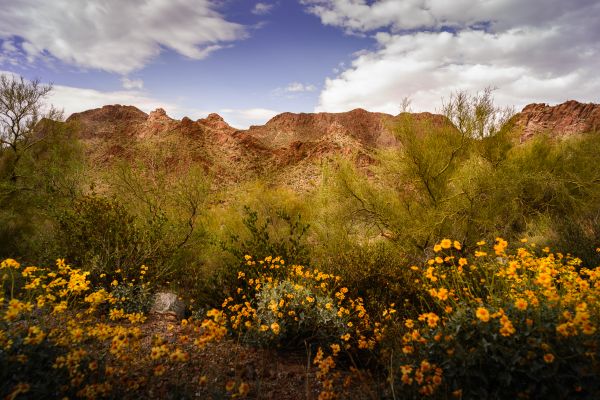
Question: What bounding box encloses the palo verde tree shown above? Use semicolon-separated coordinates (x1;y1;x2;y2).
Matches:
0;74;61;186
325;88;519;259
0;75;80;261
441;86;514;140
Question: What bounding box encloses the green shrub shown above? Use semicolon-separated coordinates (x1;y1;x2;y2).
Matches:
223;205;311;265
195;206;311;307
320;242;421;319
57;195;171;283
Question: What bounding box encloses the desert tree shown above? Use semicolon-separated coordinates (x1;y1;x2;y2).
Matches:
0;74;61;184
441;86;514;139
326;88;519;257
0;75;82;260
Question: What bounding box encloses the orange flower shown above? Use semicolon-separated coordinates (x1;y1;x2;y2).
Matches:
440;239;452;249
514;298;528;311
475;307;490;322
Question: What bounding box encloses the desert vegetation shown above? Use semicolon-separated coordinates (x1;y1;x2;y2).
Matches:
1;76;600;399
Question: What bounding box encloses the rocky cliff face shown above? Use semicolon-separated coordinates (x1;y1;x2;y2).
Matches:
515;100;600;141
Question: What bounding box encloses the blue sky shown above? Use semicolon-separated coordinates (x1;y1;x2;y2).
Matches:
1;0;599;128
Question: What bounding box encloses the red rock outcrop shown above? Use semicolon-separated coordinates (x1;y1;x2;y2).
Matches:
66;105;148;139
141;108;179;137
515;100;600;141
243;108;396;149
198;113;235;133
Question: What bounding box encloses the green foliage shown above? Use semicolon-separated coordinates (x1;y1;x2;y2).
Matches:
110;280;154;314
103;152;211;295
0;339;70;400
224;205;311;265
58;195;171;282
428;304;600;399
0;121;86;263
441;86;514;139
327;114;600;262
195;205;311;307
320;242;421;318
551;211;600;267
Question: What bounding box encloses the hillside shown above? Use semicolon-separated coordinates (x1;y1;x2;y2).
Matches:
63;100;600;191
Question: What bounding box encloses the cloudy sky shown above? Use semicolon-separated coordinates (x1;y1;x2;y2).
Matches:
1;0;598;128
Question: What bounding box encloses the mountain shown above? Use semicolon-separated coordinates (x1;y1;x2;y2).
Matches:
514;100;600;141
64;100;600;189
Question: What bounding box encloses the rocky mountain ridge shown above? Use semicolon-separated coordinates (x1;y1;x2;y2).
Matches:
514;100;600;141
65;100;600;189
67;99;600;146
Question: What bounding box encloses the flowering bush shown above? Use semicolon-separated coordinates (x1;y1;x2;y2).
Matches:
0;258;226;399
389;239;600;399
216;255;391;351
201;255;397;400
2;239;600;399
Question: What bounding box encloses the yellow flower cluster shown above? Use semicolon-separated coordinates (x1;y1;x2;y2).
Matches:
216;256;388;352
397;238;600;396
208;255;395;398
313;347;337;400
0;258;227;398
399;360;443;396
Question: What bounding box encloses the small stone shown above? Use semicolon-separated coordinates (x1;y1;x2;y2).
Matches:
150;291;186;320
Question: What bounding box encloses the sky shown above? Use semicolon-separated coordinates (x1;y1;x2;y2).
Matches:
0;0;599;129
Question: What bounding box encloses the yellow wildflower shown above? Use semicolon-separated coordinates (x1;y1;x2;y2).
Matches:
475;307;490;322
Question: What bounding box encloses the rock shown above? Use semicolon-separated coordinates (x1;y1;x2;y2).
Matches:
197;113;235;132
515;100;600;141
148;108;169;121
150;291;186;320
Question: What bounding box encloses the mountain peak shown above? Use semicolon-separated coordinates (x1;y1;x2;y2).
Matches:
65;104;148;139
517;100;600;141
148;108;171;121
197;113;234;132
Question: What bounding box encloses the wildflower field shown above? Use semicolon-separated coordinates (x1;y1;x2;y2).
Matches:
2;238;599;399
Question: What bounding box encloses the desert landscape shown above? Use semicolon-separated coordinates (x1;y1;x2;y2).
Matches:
1;1;600;399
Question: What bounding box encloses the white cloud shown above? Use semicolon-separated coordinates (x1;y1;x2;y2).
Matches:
272;82;318;98
284;82;317;93
1;70;277;130
252;2;275;15
0;39;21;66
302;0;598;34
0;69;184;119
0;0;246;74
120;77;144;90
219;108;279;129
304;0;600;114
